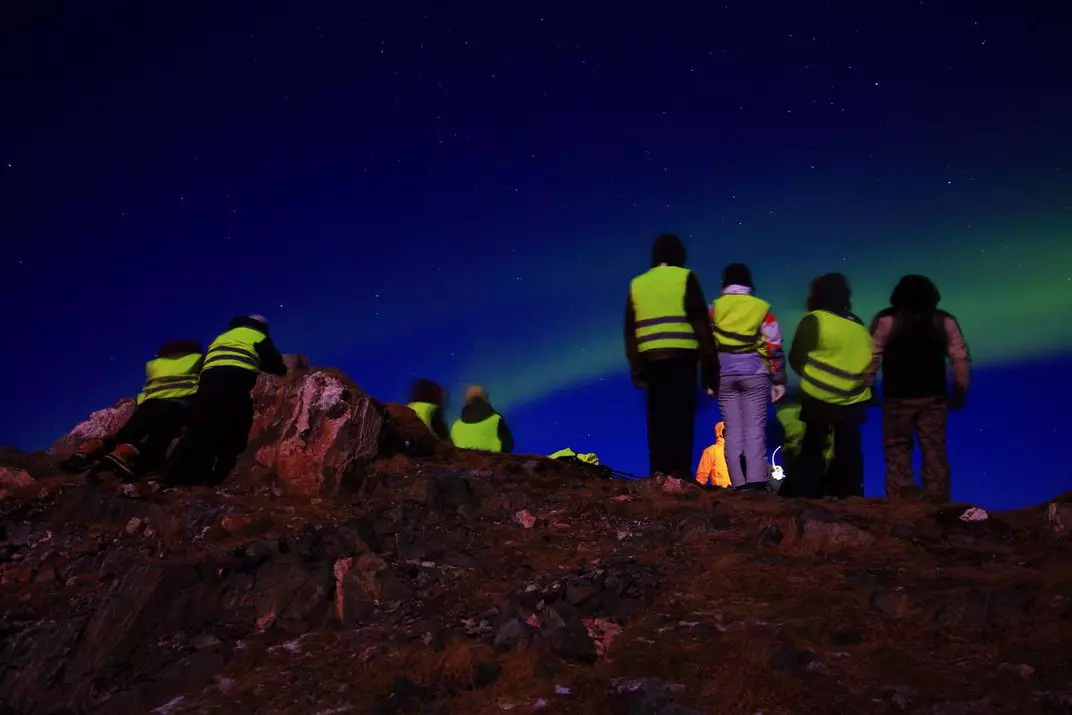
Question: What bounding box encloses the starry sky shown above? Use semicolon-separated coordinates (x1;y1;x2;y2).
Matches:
2;2;1071;508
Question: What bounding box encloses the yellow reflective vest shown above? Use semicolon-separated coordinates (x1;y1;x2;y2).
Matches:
408;401;438;429
203;327;266;373
451;415;503;452
136;353;202;405
549;447;600;465
800;310;872;406
712;293;770;354
630;266;699;352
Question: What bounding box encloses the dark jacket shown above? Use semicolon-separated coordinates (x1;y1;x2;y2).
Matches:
868;310;971;400
457;398;514;453
624;270;718;388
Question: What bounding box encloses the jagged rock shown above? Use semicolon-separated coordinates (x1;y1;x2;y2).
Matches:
0;467;34;492
50;398;136;456
1048;502;1072;536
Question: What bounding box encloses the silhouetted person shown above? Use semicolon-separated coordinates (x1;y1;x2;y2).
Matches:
167;315;287;486
868;275;971;502
624;233;719;479
788;274;872;498
710;262;786;491
451;386;514;453
61;339;203;481
408;378;451;442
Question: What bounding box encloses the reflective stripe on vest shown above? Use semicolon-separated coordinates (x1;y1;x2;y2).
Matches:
712;294;771;354
203;326;265;373
451;414;503;452
630;265;699;352
408;401;437;429
800;310;873;406
136;353;202;405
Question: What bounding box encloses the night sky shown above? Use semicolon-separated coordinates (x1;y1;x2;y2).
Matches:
3;2;1071;508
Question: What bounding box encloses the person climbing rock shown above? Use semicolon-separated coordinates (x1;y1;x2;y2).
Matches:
450;386;514;453
407;378;451;442
710;262;786;491
61;339;203;481
788;273;872;499
165;315;287;486
624;233;719;480
695;421;731;488
868;274;971;502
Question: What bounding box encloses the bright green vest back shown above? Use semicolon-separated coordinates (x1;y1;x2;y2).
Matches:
203;326;266;373
629;266;699;352
137;353;202;405
800;311;872;406
712;294;770;353
408;401;438;429
451;414;503;452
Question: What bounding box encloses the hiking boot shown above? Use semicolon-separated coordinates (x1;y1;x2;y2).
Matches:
60;439;107;473
101;443;140;482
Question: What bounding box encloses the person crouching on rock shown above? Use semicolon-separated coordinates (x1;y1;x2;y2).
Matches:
165;315;287;486
61;339;203;481
450;386;514;453
407;378;451;442
787;273;872;499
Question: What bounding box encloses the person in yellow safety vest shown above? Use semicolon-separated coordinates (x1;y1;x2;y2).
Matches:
710;262;787;492
788;273;872;499
549;447;600;465
772;401;834;497
450;385;514;453
61;339;204;481
695;421;731;488
166;315;287;486
407;378;451;442
624;233;719;481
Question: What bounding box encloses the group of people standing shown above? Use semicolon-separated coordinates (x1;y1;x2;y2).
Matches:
625;233;971;501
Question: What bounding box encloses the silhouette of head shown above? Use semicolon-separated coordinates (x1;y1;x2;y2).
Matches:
229;314;270;334
890;274;941;312
465;385;488;405
651;233;686;267
807;273;852;313
410;378;446;407
722;262;754;289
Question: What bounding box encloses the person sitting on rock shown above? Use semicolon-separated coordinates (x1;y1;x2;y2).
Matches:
450;385;514;453
772;399;834;497
695;421;731;488
407;378;451;442
165;315;287;486
61;339;203;481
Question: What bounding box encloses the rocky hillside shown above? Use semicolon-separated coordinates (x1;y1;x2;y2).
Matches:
1;364;1071;715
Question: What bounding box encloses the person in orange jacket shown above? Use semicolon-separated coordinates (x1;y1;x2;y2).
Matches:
695;421;731;488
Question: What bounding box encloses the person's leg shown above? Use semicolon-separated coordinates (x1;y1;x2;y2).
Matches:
795;420;829;499
830;422;865;497
167;385;223;485
669;356;698;479
882;398;918;498
645;360;672;475
211;391;254;484
136;400;190;476
738;375;771;487
717;375;746;488
916;396;951;502
112;403;155;446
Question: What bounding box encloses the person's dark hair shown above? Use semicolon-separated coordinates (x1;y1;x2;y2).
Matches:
722;262;754;289
409;378;446;407
651;233;686;267
890;274;941;312
807;273;852;313
156;339;202;358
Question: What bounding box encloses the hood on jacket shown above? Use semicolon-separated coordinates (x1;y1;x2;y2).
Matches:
890;274;941;312
228;314;270;335
714;421;726;443
459;398;497;424
155;339;202;358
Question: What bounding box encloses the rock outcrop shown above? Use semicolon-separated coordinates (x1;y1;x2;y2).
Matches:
3;371;1072;714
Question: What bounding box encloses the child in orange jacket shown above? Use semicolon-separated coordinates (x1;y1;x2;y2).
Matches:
696;422;731;488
